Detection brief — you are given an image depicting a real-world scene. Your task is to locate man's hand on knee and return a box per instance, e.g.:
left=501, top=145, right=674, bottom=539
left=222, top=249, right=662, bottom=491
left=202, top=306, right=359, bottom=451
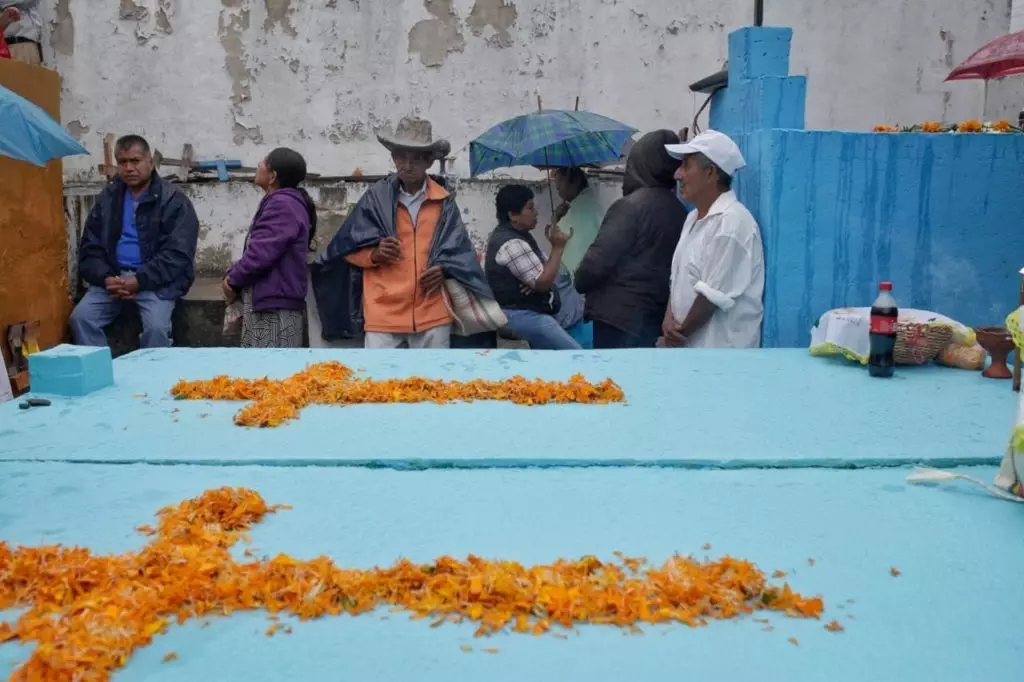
left=104, top=276, right=123, bottom=295
left=106, top=275, right=140, bottom=301
left=121, top=276, right=140, bottom=297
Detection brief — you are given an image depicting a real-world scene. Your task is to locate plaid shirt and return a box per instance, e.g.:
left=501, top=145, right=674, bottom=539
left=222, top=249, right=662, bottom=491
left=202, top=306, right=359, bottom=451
left=494, top=239, right=545, bottom=291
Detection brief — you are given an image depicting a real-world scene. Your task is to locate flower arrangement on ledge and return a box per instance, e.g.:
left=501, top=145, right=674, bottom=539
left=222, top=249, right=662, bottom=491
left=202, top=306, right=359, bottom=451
left=872, top=119, right=1019, bottom=133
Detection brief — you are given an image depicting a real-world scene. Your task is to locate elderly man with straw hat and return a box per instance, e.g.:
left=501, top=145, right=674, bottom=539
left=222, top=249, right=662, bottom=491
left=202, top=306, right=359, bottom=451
left=313, top=117, right=491, bottom=349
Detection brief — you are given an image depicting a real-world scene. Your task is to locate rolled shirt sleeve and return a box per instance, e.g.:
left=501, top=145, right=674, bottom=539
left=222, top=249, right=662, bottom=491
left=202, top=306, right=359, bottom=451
left=692, top=234, right=754, bottom=312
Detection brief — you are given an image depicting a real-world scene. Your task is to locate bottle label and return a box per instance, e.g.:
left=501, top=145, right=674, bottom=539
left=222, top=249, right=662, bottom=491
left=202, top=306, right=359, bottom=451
left=870, top=315, right=897, bottom=335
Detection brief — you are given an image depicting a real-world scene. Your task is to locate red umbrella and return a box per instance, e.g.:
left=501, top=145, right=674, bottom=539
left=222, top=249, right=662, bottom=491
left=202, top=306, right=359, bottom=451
left=946, top=30, right=1024, bottom=81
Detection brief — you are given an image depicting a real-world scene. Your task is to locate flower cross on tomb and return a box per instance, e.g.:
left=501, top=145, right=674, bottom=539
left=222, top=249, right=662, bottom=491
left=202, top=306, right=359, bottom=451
left=170, top=361, right=626, bottom=427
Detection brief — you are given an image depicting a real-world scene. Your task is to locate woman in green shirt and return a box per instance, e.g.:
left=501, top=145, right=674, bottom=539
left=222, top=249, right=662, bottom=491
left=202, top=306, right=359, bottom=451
left=552, top=168, right=604, bottom=275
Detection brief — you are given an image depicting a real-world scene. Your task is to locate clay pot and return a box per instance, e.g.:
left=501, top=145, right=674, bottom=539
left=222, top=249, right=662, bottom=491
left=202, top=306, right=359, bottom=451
left=974, top=326, right=1015, bottom=379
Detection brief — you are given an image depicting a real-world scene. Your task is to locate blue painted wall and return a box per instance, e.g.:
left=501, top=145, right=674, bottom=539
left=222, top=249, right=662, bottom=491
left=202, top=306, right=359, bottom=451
left=712, top=27, right=1024, bottom=348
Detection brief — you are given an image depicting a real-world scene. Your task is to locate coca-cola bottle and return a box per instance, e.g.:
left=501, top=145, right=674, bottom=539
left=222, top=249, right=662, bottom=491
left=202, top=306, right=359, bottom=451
left=869, top=282, right=898, bottom=378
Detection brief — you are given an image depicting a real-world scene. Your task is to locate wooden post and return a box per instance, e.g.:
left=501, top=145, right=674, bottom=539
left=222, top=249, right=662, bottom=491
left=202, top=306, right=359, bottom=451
left=179, top=143, right=194, bottom=182
left=1014, top=267, right=1023, bottom=392
left=98, top=133, right=116, bottom=180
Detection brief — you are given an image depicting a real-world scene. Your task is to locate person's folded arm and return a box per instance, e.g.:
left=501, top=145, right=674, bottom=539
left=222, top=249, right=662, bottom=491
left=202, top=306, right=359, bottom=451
left=531, top=246, right=563, bottom=292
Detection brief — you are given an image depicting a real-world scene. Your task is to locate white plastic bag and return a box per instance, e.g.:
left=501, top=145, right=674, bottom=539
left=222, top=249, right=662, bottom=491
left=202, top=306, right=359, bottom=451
left=0, top=368, right=12, bottom=404
left=223, top=300, right=243, bottom=336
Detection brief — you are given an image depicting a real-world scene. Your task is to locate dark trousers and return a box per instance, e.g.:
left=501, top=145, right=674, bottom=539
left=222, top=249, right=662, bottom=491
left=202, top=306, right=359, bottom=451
left=592, top=320, right=660, bottom=349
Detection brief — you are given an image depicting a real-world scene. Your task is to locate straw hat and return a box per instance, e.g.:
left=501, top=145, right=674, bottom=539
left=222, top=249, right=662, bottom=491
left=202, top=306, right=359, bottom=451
left=376, top=117, right=451, bottom=160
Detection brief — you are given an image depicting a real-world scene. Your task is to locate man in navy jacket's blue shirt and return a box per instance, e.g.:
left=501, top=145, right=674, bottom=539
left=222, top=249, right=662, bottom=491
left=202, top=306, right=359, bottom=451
left=70, top=135, right=199, bottom=348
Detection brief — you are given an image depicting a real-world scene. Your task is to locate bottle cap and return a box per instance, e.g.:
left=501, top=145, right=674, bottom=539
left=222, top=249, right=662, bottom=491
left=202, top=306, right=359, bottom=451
left=879, top=282, right=893, bottom=291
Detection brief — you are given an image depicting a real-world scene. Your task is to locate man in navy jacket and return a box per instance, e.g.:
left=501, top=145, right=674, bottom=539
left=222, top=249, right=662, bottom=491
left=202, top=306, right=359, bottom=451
left=70, top=135, right=199, bottom=348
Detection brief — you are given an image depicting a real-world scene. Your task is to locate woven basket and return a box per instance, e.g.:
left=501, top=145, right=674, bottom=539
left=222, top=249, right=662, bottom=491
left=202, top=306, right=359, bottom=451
left=894, top=322, right=954, bottom=365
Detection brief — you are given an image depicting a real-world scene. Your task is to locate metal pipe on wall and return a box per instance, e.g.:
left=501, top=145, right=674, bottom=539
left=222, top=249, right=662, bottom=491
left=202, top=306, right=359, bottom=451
left=754, top=0, right=764, bottom=26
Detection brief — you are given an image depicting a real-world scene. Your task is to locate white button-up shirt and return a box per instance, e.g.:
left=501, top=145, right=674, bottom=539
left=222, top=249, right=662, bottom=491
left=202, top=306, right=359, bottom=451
left=669, top=190, right=765, bottom=348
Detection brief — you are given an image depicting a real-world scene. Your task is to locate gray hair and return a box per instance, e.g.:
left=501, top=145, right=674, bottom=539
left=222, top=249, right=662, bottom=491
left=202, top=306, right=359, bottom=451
left=690, top=152, right=732, bottom=191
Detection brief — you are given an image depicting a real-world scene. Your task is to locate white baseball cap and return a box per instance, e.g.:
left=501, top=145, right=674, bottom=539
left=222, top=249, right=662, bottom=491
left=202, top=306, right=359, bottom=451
left=665, top=130, right=746, bottom=177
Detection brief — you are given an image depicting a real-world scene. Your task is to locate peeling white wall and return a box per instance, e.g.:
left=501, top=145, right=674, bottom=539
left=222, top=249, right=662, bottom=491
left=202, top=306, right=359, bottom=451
left=47, top=0, right=1015, bottom=274
left=45, top=0, right=1011, bottom=180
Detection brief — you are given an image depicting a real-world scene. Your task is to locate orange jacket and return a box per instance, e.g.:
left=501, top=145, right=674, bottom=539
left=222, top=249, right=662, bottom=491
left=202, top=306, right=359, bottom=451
left=345, top=178, right=451, bottom=334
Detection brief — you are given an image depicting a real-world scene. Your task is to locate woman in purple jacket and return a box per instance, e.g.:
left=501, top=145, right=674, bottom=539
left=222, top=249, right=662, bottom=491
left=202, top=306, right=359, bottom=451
left=223, top=148, right=317, bottom=348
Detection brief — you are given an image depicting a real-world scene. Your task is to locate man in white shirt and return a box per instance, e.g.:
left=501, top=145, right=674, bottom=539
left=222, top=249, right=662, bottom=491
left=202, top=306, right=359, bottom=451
left=660, top=130, right=764, bottom=349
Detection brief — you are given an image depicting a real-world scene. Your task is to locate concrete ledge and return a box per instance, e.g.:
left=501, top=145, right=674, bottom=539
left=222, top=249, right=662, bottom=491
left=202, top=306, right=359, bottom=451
left=105, top=278, right=237, bottom=357
left=103, top=277, right=499, bottom=354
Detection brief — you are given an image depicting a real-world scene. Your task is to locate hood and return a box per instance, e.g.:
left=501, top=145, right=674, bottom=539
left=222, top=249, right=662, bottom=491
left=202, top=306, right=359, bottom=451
left=622, top=130, right=681, bottom=196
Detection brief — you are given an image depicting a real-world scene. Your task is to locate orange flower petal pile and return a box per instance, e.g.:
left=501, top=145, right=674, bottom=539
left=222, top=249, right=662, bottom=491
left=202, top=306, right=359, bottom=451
left=0, top=488, right=826, bottom=680
left=872, top=119, right=1018, bottom=133
left=170, top=361, right=626, bottom=427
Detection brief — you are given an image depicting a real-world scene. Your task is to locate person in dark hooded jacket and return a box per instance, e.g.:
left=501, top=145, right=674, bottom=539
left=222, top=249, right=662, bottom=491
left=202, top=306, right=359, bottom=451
left=574, top=130, right=688, bottom=348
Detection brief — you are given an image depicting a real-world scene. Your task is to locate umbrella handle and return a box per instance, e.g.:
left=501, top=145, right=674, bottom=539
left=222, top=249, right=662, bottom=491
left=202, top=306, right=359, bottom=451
left=536, top=94, right=558, bottom=220
left=545, top=170, right=557, bottom=219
